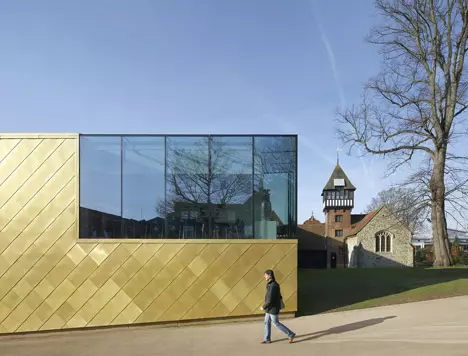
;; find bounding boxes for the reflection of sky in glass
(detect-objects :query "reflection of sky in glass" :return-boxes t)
[122,136,164,220]
[211,136,252,173]
[166,136,209,175]
[80,136,121,215]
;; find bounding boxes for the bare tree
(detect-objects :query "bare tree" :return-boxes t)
[338,0,468,266]
[367,187,429,233]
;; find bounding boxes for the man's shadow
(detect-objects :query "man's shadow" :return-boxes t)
[272,316,396,343]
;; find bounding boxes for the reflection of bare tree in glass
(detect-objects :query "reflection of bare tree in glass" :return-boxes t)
[168,137,251,205]
[156,136,297,238]
[157,137,252,238]
[253,137,296,187]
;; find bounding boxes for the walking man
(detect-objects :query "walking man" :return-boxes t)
[260,269,296,344]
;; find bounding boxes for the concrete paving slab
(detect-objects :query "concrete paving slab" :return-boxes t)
[1,296,468,356]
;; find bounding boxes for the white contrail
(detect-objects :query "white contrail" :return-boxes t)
[312,2,346,108]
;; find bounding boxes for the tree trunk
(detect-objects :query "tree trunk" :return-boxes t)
[430,151,453,267]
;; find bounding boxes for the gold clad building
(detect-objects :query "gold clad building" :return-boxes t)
[0,133,298,334]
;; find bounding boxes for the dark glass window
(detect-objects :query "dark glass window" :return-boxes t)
[165,136,210,239]
[337,189,344,199]
[253,136,297,238]
[210,136,253,238]
[335,229,343,237]
[122,137,165,238]
[375,231,392,252]
[335,215,343,223]
[80,136,122,238]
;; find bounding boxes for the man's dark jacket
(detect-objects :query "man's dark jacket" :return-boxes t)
[263,279,282,315]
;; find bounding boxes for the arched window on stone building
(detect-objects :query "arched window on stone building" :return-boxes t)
[375,231,392,253]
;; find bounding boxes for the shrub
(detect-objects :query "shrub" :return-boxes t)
[415,249,424,263]
[451,238,462,265]
[424,246,434,263]
[460,252,468,266]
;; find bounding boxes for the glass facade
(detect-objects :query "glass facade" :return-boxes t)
[79,135,297,239]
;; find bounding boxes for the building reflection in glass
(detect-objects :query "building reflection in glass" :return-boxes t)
[79,135,297,239]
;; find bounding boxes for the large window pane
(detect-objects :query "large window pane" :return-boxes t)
[253,136,297,238]
[80,136,122,238]
[79,134,297,240]
[210,136,253,238]
[165,136,209,238]
[122,136,165,238]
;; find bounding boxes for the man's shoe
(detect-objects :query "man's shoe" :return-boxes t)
[261,341,271,344]
[288,334,295,344]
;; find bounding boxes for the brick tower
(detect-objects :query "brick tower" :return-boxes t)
[322,163,356,239]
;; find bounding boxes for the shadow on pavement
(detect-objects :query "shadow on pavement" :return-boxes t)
[272,316,396,344]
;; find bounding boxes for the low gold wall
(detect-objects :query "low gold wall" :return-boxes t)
[0,135,297,334]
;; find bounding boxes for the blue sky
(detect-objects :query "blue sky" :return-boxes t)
[0,0,414,224]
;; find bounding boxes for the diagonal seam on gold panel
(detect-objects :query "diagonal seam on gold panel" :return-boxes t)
[0,223,76,325]
[0,176,76,273]
[17,235,88,332]
[179,243,251,321]
[107,244,169,325]
[210,244,275,315]
[277,266,298,312]
[80,246,144,328]
[0,156,75,250]
[157,243,231,322]
[0,139,22,165]
[232,244,297,314]
[138,244,209,321]
[76,243,164,328]
[0,139,43,187]
[0,196,75,283]
[281,265,297,299]
[1,179,76,269]
[0,222,76,327]
[207,244,274,316]
[3,226,77,331]
[0,151,75,234]
[0,139,66,210]
[111,244,189,324]
[53,244,122,329]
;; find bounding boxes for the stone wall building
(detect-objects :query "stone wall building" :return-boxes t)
[346,207,414,268]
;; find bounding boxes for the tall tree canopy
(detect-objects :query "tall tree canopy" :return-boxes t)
[338,0,468,266]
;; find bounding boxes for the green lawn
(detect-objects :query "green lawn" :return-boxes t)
[297,266,468,316]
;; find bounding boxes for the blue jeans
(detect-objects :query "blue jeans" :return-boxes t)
[264,313,295,342]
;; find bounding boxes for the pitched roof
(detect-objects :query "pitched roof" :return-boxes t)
[351,214,367,225]
[345,207,382,238]
[298,222,325,236]
[322,164,356,191]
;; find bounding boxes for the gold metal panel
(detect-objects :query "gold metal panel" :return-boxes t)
[0,138,20,162]
[110,302,142,326]
[0,139,63,208]
[0,135,297,334]
[88,290,131,327]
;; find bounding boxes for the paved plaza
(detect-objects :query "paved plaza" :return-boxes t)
[1,296,468,356]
